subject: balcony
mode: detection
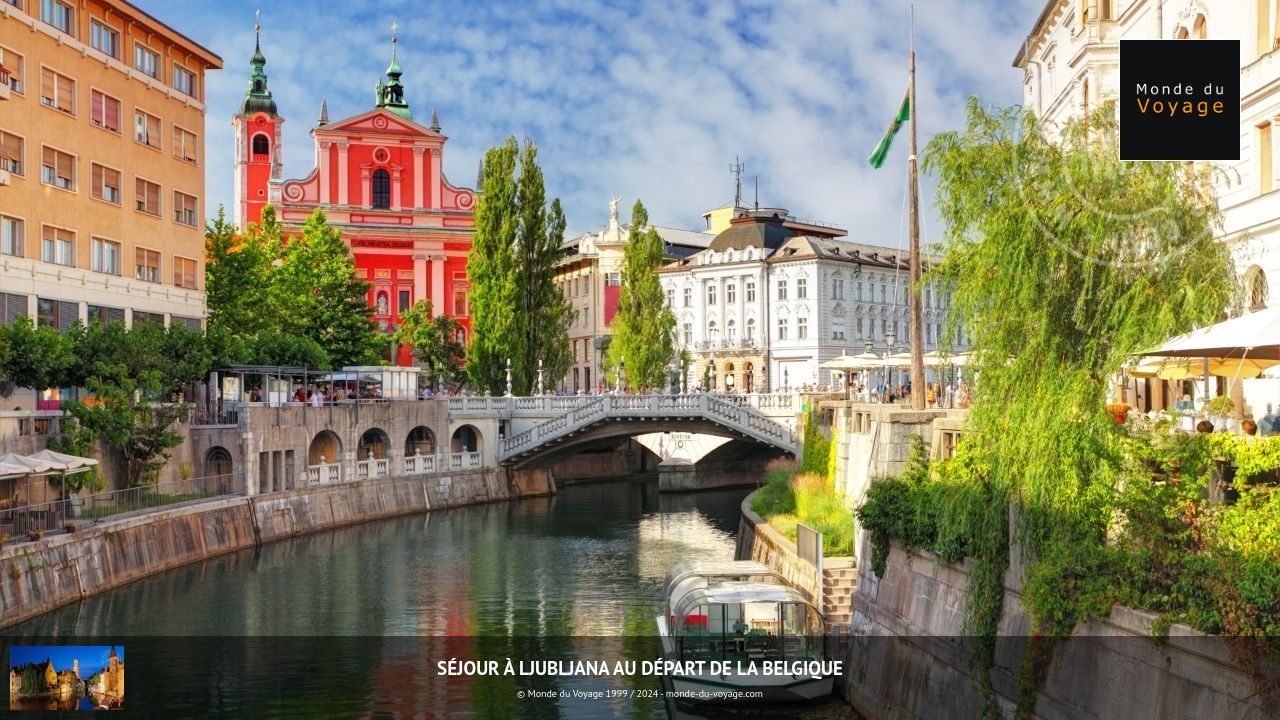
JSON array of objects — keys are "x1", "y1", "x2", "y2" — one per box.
[
  {"x1": 693, "y1": 338, "x2": 761, "y2": 354},
  {"x1": 0, "y1": 67, "x2": 9, "y2": 100}
]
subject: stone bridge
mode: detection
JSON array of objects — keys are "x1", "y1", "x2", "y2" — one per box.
[{"x1": 482, "y1": 394, "x2": 798, "y2": 468}]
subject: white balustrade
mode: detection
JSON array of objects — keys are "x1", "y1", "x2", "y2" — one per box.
[
  {"x1": 496, "y1": 393, "x2": 795, "y2": 460},
  {"x1": 402, "y1": 452, "x2": 438, "y2": 476},
  {"x1": 307, "y1": 462, "x2": 341, "y2": 485}
]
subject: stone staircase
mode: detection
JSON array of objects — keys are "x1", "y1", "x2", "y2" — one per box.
[{"x1": 822, "y1": 558, "x2": 857, "y2": 630}]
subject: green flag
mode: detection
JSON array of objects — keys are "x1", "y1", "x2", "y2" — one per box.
[{"x1": 868, "y1": 92, "x2": 911, "y2": 169}]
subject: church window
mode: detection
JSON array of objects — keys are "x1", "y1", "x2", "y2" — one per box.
[
  {"x1": 372, "y1": 168, "x2": 391, "y2": 209},
  {"x1": 251, "y1": 133, "x2": 269, "y2": 158}
]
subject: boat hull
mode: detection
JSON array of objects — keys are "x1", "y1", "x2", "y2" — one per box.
[
  {"x1": 664, "y1": 673, "x2": 834, "y2": 704},
  {"x1": 655, "y1": 615, "x2": 835, "y2": 705}
]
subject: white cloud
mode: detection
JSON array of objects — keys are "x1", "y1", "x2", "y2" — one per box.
[{"x1": 161, "y1": 0, "x2": 1046, "y2": 246}]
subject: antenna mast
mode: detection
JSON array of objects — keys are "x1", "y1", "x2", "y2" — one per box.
[{"x1": 731, "y1": 156, "x2": 745, "y2": 208}]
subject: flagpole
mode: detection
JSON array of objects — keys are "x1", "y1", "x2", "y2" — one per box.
[{"x1": 908, "y1": 4, "x2": 926, "y2": 411}]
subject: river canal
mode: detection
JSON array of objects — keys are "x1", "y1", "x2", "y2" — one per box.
[{"x1": 7, "y1": 477, "x2": 850, "y2": 719}]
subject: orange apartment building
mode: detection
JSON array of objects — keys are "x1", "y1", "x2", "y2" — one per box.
[{"x1": 0, "y1": 0, "x2": 221, "y2": 405}]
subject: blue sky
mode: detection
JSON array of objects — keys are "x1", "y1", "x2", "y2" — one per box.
[
  {"x1": 10, "y1": 645, "x2": 123, "y2": 677},
  {"x1": 147, "y1": 0, "x2": 1045, "y2": 244}
]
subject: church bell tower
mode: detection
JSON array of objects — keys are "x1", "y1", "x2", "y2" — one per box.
[{"x1": 233, "y1": 15, "x2": 284, "y2": 229}]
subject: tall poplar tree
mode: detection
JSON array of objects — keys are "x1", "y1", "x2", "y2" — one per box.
[
  {"x1": 607, "y1": 200, "x2": 676, "y2": 391},
  {"x1": 467, "y1": 138, "x2": 520, "y2": 394},
  {"x1": 274, "y1": 210, "x2": 382, "y2": 367},
  {"x1": 467, "y1": 137, "x2": 571, "y2": 394},
  {"x1": 514, "y1": 141, "x2": 572, "y2": 394}
]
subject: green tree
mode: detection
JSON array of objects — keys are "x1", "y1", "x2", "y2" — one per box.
[
  {"x1": 466, "y1": 137, "x2": 571, "y2": 394},
  {"x1": 205, "y1": 205, "x2": 281, "y2": 339},
  {"x1": 606, "y1": 200, "x2": 676, "y2": 391},
  {"x1": 0, "y1": 316, "x2": 74, "y2": 392},
  {"x1": 467, "y1": 137, "x2": 520, "y2": 394},
  {"x1": 274, "y1": 209, "x2": 382, "y2": 367},
  {"x1": 245, "y1": 331, "x2": 332, "y2": 369},
  {"x1": 161, "y1": 324, "x2": 213, "y2": 394},
  {"x1": 60, "y1": 377, "x2": 187, "y2": 487},
  {"x1": 393, "y1": 300, "x2": 465, "y2": 383},
  {"x1": 856, "y1": 103, "x2": 1237, "y2": 716},
  {"x1": 512, "y1": 142, "x2": 573, "y2": 394}
]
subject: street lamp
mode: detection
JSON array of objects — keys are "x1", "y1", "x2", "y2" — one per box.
[
  {"x1": 537, "y1": 358, "x2": 545, "y2": 396},
  {"x1": 505, "y1": 358, "x2": 513, "y2": 397}
]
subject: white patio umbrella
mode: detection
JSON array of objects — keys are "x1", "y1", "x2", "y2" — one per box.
[
  {"x1": 24, "y1": 449, "x2": 98, "y2": 472},
  {"x1": 0, "y1": 453, "x2": 59, "y2": 474},
  {"x1": 820, "y1": 352, "x2": 884, "y2": 370},
  {"x1": 882, "y1": 352, "x2": 914, "y2": 367},
  {"x1": 0, "y1": 453, "x2": 59, "y2": 508},
  {"x1": 0, "y1": 459, "x2": 33, "y2": 479},
  {"x1": 1143, "y1": 306, "x2": 1280, "y2": 359},
  {"x1": 1141, "y1": 307, "x2": 1280, "y2": 411}
]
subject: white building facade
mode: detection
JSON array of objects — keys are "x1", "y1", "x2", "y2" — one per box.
[
  {"x1": 554, "y1": 199, "x2": 710, "y2": 392},
  {"x1": 660, "y1": 208, "x2": 963, "y2": 393},
  {"x1": 1015, "y1": 0, "x2": 1280, "y2": 417}
]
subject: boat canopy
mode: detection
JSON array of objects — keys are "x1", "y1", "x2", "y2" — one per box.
[
  {"x1": 674, "y1": 581, "x2": 810, "y2": 622},
  {"x1": 663, "y1": 560, "x2": 785, "y2": 616},
  {"x1": 668, "y1": 580, "x2": 825, "y2": 665}
]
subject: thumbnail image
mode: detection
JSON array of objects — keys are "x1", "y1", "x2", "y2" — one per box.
[{"x1": 9, "y1": 645, "x2": 124, "y2": 711}]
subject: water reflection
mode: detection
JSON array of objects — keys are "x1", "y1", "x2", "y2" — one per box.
[{"x1": 8, "y1": 479, "x2": 757, "y2": 719}]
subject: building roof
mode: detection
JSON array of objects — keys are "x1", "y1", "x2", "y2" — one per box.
[
  {"x1": 1012, "y1": 0, "x2": 1063, "y2": 68},
  {"x1": 112, "y1": 0, "x2": 223, "y2": 69},
  {"x1": 767, "y1": 236, "x2": 932, "y2": 268},
  {"x1": 238, "y1": 26, "x2": 277, "y2": 117},
  {"x1": 560, "y1": 223, "x2": 712, "y2": 255}
]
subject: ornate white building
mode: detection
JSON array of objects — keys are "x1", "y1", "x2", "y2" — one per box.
[
  {"x1": 554, "y1": 198, "x2": 711, "y2": 392},
  {"x1": 659, "y1": 208, "x2": 963, "y2": 392},
  {"x1": 1014, "y1": 1, "x2": 1280, "y2": 416}
]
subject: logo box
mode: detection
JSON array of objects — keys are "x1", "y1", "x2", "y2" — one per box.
[{"x1": 1119, "y1": 40, "x2": 1240, "y2": 161}]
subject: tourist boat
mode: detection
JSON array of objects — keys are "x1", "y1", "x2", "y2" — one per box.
[{"x1": 655, "y1": 560, "x2": 835, "y2": 704}]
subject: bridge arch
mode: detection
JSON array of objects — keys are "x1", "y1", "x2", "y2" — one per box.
[
  {"x1": 308, "y1": 430, "x2": 342, "y2": 466},
  {"x1": 507, "y1": 418, "x2": 791, "y2": 470},
  {"x1": 451, "y1": 424, "x2": 483, "y2": 453}
]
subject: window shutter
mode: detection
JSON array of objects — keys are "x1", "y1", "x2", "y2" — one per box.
[
  {"x1": 57, "y1": 299, "x2": 77, "y2": 330},
  {"x1": 57, "y1": 151, "x2": 72, "y2": 185},
  {"x1": 42, "y1": 145, "x2": 54, "y2": 171},
  {"x1": 1, "y1": 292, "x2": 26, "y2": 324},
  {"x1": 107, "y1": 306, "x2": 125, "y2": 324},
  {"x1": 91, "y1": 90, "x2": 103, "y2": 123},
  {"x1": 57, "y1": 75, "x2": 73, "y2": 112},
  {"x1": 41, "y1": 67, "x2": 54, "y2": 104},
  {"x1": 91, "y1": 163, "x2": 103, "y2": 198},
  {"x1": 105, "y1": 96, "x2": 119, "y2": 131}
]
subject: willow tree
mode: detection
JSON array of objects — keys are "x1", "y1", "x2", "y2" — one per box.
[
  {"x1": 860, "y1": 101, "x2": 1237, "y2": 717},
  {"x1": 607, "y1": 200, "x2": 676, "y2": 391}
]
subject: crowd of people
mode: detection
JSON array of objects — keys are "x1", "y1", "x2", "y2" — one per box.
[{"x1": 841, "y1": 380, "x2": 972, "y2": 408}]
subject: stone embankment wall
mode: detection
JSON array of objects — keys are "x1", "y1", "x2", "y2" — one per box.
[
  {"x1": 0, "y1": 467, "x2": 553, "y2": 630},
  {"x1": 735, "y1": 492, "x2": 821, "y2": 605},
  {"x1": 844, "y1": 537, "x2": 1277, "y2": 720}
]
